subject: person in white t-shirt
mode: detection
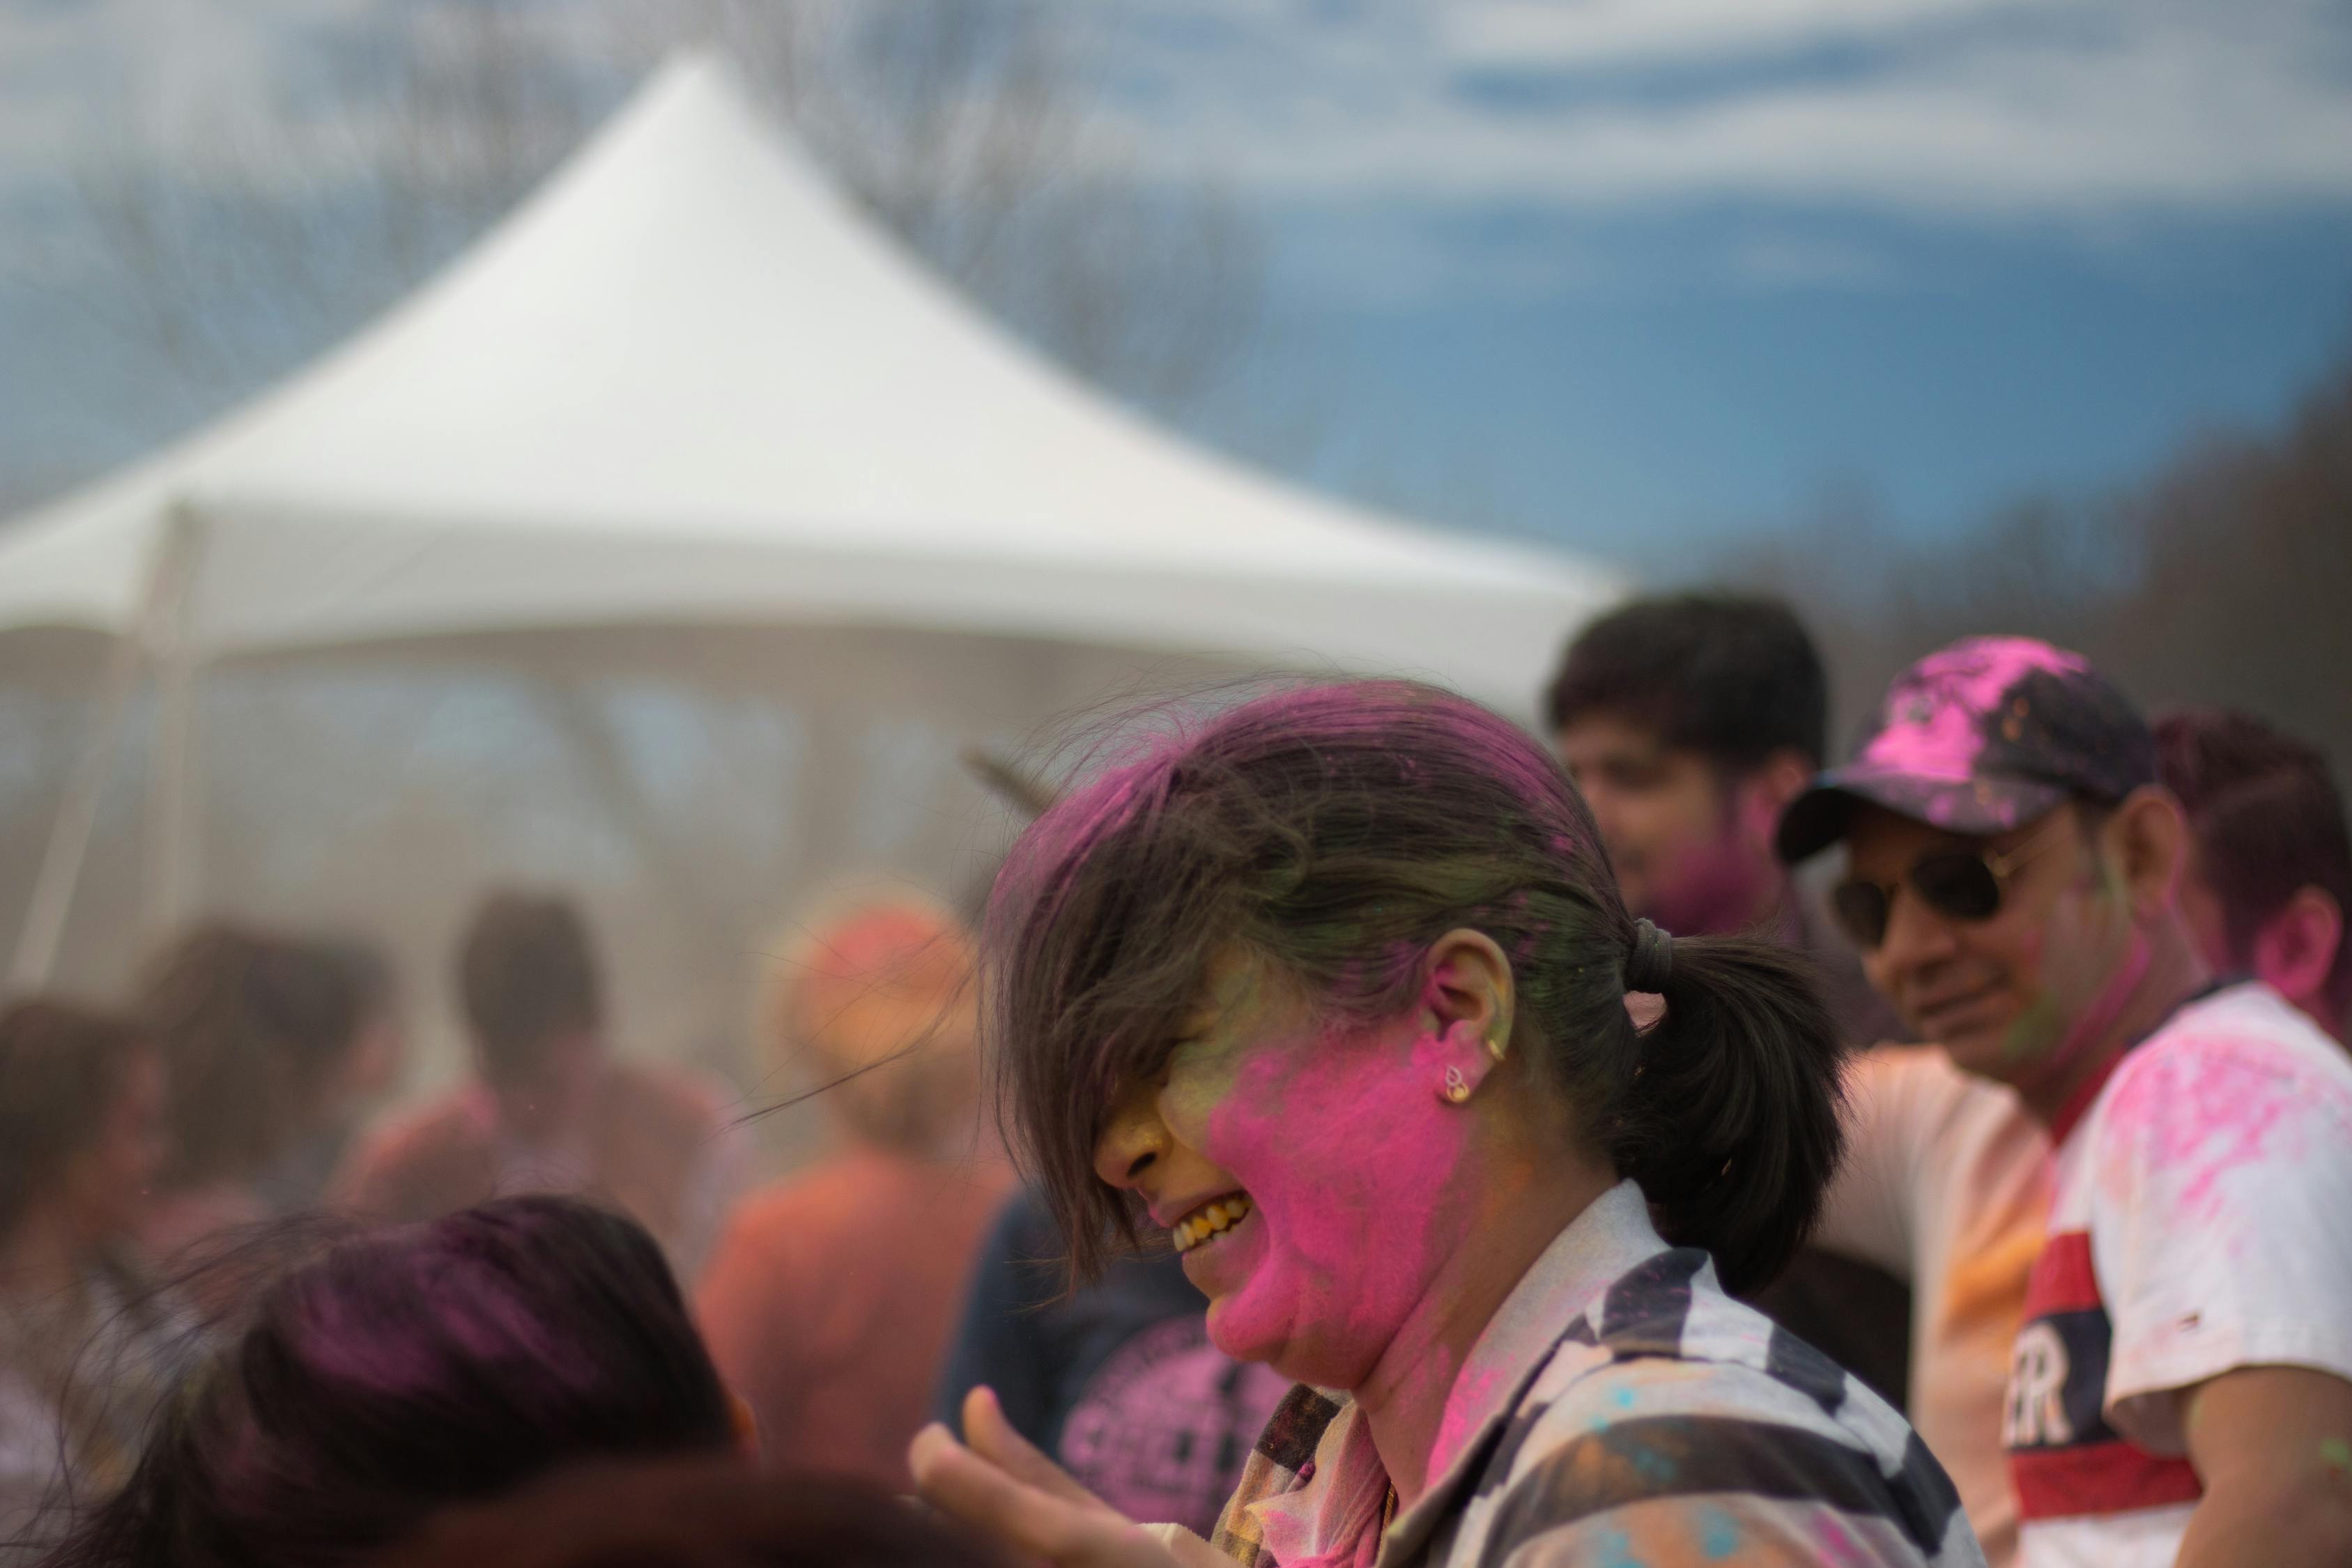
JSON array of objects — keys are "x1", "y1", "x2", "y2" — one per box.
[{"x1": 1778, "y1": 636, "x2": 2352, "y2": 1568}]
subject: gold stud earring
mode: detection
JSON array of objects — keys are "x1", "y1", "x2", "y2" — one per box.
[
  {"x1": 1441, "y1": 1065, "x2": 1471, "y2": 1104},
  {"x1": 1485, "y1": 1032, "x2": 1507, "y2": 1061}
]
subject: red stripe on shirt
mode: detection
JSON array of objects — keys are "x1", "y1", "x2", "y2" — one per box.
[
  {"x1": 2021, "y1": 1231, "x2": 2100, "y2": 1317},
  {"x1": 2012, "y1": 1440, "x2": 2203, "y2": 1521}
]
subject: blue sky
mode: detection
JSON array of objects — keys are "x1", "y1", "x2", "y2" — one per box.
[{"x1": 3, "y1": 0, "x2": 2349, "y2": 574}]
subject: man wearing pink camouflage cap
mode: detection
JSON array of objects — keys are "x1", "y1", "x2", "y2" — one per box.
[{"x1": 1781, "y1": 636, "x2": 2352, "y2": 1568}]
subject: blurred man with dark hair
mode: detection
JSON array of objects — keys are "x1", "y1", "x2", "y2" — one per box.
[
  {"x1": 1546, "y1": 592, "x2": 1912, "y2": 1411},
  {"x1": 1547, "y1": 592, "x2": 1898, "y2": 1040},
  {"x1": 335, "y1": 889, "x2": 744, "y2": 1275},
  {"x1": 2155, "y1": 708, "x2": 2351, "y2": 1043}
]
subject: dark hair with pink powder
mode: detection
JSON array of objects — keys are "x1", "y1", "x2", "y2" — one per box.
[
  {"x1": 989, "y1": 679, "x2": 1847, "y2": 1293},
  {"x1": 36, "y1": 1197, "x2": 734, "y2": 1568}
]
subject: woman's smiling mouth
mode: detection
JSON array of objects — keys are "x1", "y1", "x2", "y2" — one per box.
[{"x1": 1171, "y1": 1192, "x2": 1253, "y2": 1253}]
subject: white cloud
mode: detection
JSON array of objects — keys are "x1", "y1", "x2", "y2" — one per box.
[
  {"x1": 1, "y1": 0, "x2": 2347, "y2": 283},
  {"x1": 1084, "y1": 0, "x2": 2352, "y2": 215},
  {"x1": 1442, "y1": 0, "x2": 2059, "y2": 69}
]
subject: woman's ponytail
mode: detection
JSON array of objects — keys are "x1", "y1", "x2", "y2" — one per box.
[{"x1": 1601, "y1": 928, "x2": 1850, "y2": 1295}]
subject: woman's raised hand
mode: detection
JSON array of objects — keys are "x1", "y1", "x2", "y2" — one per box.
[{"x1": 910, "y1": 1387, "x2": 1201, "y2": 1568}]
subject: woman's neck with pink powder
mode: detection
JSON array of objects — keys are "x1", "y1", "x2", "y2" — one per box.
[{"x1": 1353, "y1": 1151, "x2": 1613, "y2": 1506}]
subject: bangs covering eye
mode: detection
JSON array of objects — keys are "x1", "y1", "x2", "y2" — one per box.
[{"x1": 980, "y1": 679, "x2": 1634, "y2": 1288}]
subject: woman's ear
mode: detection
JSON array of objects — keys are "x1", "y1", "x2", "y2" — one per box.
[
  {"x1": 1420, "y1": 929, "x2": 1514, "y2": 1046},
  {"x1": 1417, "y1": 930, "x2": 1514, "y2": 1103}
]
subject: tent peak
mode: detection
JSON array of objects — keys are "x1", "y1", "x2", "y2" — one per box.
[{"x1": 0, "y1": 34, "x2": 1622, "y2": 699}]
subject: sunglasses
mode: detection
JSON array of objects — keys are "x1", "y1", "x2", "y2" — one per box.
[{"x1": 1831, "y1": 811, "x2": 2074, "y2": 951}]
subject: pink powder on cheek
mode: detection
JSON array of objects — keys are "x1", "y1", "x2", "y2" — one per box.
[{"x1": 1195, "y1": 1025, "x2": 1478, "y2": 1385}]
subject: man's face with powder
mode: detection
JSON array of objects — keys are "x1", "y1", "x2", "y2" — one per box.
[
  {"x1": 1556, "y1": 712, "x2": 1794, "y2": 937},
  {"x1": 1845, "y1": 801, "x2": 2139, "y2": 1091}
]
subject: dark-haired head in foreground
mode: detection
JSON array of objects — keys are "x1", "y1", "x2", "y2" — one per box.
[
  {"x1": 2155, "y1": 707, "x2": 2352, "y2": 1042},
  {"x1": 371, "y1": 1457, "x2": 1006, "y2": 1568},
  {"x1": 916, "y1": 681, "x2": 1976, "y2": 1567},
  {"x1": 36, "y1": 1196, "x2": 738, "y2": 1568}
]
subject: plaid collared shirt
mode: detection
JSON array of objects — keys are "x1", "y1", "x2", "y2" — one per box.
[{"x1": 1205, "y1": 1182, "x2": 1983, "y2": 1568}]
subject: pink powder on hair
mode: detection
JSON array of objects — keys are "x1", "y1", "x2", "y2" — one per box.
[{"x1": 1861, "y1": 637, "x2": 2087, "y2": 780}]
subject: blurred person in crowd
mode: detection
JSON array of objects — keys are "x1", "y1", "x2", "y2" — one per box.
[
  {"x1": 33, "y1": 1195, "x2": 748, "y2": 1568},
  {"x1": 1781, "y1": 636, "x2": 2352, "y2": 1568},
  {"x1": 696, "y1": 893, "x2": 1010, "y2": 1487},
  {"x1": 1547, "y1": 592, "x2": 1902, "y2": 1038},
  {"x1": 915, "y1": 680, "x2": 1979, "y2": 1568},
  {"x1": 1811, "y1": 1038, "x2": 2047, "y2": 1565},
  {"x1": 131, "y1": 924, "x2": 360, "y2": 1264},
  {"x1": 334, "y1": 889, "x2": 745, "y2": 1275},
  {"x1": 252, "y1": 940, "x2": 406, "y2": 1213},
  {"x1": 0, "y1": 1000, "x2": 178, "y2": 1562},
  {"x1": 2155, "y1": 707, "x2": 2351, "y2": 1043},
  {"x1": 1546, "y1": 592, "x2": 1914, "y2": 1410},
  {"x1": 373, "y1": 1455, "x2": 1008, "y2": 1568}
]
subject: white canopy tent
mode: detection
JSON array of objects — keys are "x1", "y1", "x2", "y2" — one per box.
[{"x1": 0, "y1": 54, "x2": 1621, "y2": 1059}]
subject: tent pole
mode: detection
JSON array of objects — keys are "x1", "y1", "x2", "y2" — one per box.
[
  {"x1": 8, "y1": 507, "x2": 201, "y2": 987},
  {"x1": 141, "y1": 505, "x2": 208, "y2": 946}
]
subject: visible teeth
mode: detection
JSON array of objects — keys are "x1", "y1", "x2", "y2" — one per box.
[{"x1": 1171, "y1": 1195, "x2": 1252, "y2": 1253}]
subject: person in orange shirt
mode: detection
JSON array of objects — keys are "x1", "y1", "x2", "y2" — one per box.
[{"x1": 696, "y1": 892, "x2": 1010, "y2": 1486}]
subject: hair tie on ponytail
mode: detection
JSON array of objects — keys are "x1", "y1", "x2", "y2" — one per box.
[{"x1": 1625, "y1": 918, "x2": 1675, "y2": 992}]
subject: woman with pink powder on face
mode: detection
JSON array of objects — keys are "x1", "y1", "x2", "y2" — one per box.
[{"x1": 910, "y1": 680, "x2": 1984, "y2": 1568}]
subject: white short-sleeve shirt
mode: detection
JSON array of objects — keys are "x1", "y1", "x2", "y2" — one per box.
[{"x1": 2003, "y1": 981, "x2": 2352, "y2": 1568}]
